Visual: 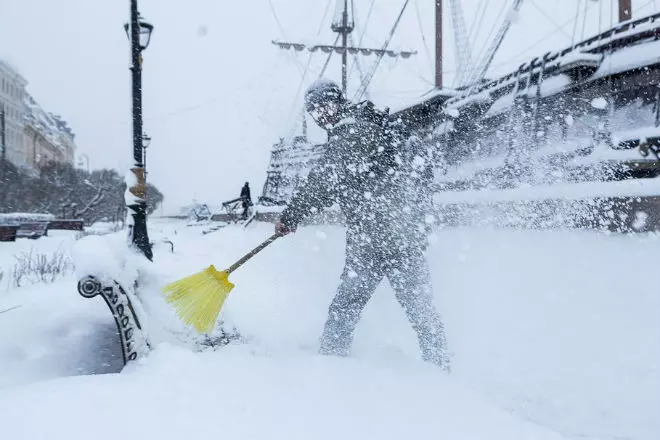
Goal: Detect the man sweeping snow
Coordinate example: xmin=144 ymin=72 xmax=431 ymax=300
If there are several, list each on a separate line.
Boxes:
xmin=275 ymin=79 xmax=450 ymax=370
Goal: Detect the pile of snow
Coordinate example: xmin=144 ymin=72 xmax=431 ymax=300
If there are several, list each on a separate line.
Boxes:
xmin=0 ymin=279 xmax=118 ymax=389
xmin=0 ymin=342 xmax=563 ymax=440
xmin=0 ymin=219 xmax=658 ymax=440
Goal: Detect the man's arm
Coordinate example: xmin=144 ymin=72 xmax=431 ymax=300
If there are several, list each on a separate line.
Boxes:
xmin=278 ymin=159 xmax=335 ymax=232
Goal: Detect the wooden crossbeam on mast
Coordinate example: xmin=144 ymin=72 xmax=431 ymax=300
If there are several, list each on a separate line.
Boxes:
xmin=272 ymin=0 xmax=415 ymax=98
xmin=271 ymin=41 xmax=416 ymax=59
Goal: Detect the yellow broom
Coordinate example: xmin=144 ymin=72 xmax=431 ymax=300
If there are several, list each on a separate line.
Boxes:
xmin=162 ymin=233 xmax=283 ymax=334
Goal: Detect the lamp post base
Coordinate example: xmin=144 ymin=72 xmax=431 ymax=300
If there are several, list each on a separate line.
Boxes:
xmin=128 ymin=202 xmax=153 ymax=261
xmin=127 ymin=165 xmax=152 ymax=261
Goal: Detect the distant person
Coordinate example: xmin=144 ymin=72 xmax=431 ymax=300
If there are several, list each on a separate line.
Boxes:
xmin=240 ymin=182 xmax=252 ymax=220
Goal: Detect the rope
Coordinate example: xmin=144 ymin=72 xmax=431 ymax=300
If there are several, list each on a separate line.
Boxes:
xmin=636 ymin=0 xmax=658 ymax=14
xmin=467 ymin=0 xmax=526 ymax=86
xmin=469 ymin=0 xmax=511 ymax=84
xmin=462 ymin=0 xmax=489 ymax=83
xmin=349 ymin=34 xmax=372 ymax=101
xmin=280 ymin=0 xmax=334 ymax=136
xmin=353 ymin=0 xmax=411 ymax=101
xmin=319 ymin=34 xmax=341 ymax=78
xmin=580 ymin=0 xmax=589 ymax=41
xmin=347 ymin=0 xmax=376 ymax=81
xmin=357 ymin=0 xmax=376 ymax=45
xmin=267 ymin=0 xmax=304 ymax=75
xmin=267 ymin=0 xmax=288 ymax=39
xmin=467 ymin=0 xmax=488 ymax=44
xmin=528 ymin=0 xmax=571 ymax=39
xmin=413 ymin=0 xmax=434 ymax=78
xmin=571 ymin=0 xmax=582 ymax=47
xmin=466 ymin=1 xmax=497 ymax=83
xmin=285 ymin=52 xmax=315 ymax=139
xmin=497 ymin=0 xmax=600 ymax=68
xmin=473 ymin=0 xmax=511 ymax=65
xmin=316 ymin=0 xmax=333 ymax=36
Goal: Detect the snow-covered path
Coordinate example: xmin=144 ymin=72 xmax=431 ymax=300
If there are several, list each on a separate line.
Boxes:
xmin=0 ymin=220 xmax=658 ymax=440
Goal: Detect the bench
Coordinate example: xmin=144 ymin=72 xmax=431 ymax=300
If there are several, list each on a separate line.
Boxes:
xmin=16 ymin=222 xmax=49 ymax=239
xmin=48 ymin=220 xmax=84 ymax=231
xmin=0 ymin=225 xmax=19 ymax=242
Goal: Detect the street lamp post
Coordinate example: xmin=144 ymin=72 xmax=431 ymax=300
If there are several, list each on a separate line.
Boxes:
xmin=124 ymin=0 xmax=154 ymax=261
xmin=142 ymin=133 xmax=151 ymax=176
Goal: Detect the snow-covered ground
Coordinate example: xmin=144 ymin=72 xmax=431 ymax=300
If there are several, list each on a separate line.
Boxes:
xmin=0 ymin=219 xmax=658 ymax=440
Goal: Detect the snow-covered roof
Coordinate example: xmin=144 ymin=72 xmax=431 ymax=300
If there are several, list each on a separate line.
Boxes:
xmin=0 ymin=60 xmax=28 ymax=86
xmin=23 ymin=93 xmax=75 ymax=152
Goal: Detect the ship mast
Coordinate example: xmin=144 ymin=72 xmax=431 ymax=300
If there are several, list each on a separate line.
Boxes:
xmin=331 ymin=0 xmax=354 ymax=94
xmin=435 ymin=0 xmax=443 ymax=88
xmin=619 ymin=0 xmax=632 ymax=22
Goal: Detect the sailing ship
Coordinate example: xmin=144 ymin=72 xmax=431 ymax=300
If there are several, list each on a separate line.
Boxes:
xmin=258 ymin=0 xmax=660 ymax=230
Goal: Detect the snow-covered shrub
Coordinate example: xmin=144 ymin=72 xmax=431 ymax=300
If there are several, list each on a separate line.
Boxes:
xmin=11 ymin=248 xmax=74 ymax=288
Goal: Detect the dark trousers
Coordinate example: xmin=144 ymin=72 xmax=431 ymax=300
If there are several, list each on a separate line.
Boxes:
xmin=319 ymin=228 xmax=449 ymax=368
xmin=241 ymin=200 xmax=249 ymax=219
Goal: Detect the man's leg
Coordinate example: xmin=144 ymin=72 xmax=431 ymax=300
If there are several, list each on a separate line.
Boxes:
xmin=386 ymin=246 xmax=450 ymax=369
xmin=319 ymin=234 xmax=384 ymax=357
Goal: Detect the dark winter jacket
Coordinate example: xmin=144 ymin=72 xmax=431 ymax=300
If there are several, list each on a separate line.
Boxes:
xmin=240 ymin=184 xmax=251 ymax=204
xmin=280 ymin=102 xmax=433 ymax=247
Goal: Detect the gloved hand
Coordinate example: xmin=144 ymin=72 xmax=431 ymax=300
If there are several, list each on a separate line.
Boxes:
xmin=275 ymin=222 xmax=296 ymax=235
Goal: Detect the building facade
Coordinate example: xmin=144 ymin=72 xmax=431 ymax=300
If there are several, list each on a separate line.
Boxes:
xmin=1 ymin=59 xmax=76 ymax=171
xmin=23 ymin=94 xmax=76 ymax=169
xmin=0 ymin=60 xmax=28 ymax=167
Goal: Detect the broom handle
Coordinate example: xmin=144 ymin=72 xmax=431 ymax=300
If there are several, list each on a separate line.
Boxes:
xmin=226 ymin=232 xmax=283 ymax=274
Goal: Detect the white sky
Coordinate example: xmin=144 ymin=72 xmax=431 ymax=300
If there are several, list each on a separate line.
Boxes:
xmin=0 ymin=0 xmax=657 ymax=213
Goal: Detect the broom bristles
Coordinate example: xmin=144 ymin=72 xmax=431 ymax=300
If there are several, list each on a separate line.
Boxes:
xmin=162 ymin=265 xmax=235 ymax=334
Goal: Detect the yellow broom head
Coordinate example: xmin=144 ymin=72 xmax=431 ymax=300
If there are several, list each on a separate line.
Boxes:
xmin=161 ymin=265 xmax=235 ymax=334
